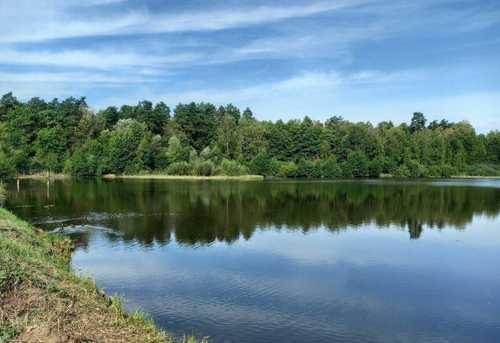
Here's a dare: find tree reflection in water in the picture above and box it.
[7,179,500,248]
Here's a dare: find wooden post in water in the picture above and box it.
[17,178,20,192]
[46,178,50,200]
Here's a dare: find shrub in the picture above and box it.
[220,159,248,176]
[166,161,191,175]
[321,157,342,178]
[394,164,411,178]
[297,160,321,178]
[465,163,500,176]
[249,151,272,176]
[427,165,443,177]
[343,151,369,177]
[406,159,429,178]
[193,160,215,176]
[154,147,170,170]
[200,147,212,161]
[368,158,383,178]
[268,159,281,177]
[65,140,104,177]
[278,161,298,178]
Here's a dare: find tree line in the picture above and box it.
[0,92,499,180]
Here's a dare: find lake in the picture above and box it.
[5,179,500,343]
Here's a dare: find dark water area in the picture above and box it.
[6,179,500,343]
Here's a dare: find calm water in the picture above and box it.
[6,179,500,343]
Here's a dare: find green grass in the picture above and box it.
[0,208,207,342]
[0,323,18,343]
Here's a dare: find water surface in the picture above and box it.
[6,179,500,342]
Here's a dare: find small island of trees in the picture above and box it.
[0,92,499,180]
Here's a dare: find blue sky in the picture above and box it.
[0,0,499,131]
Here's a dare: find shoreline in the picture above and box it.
[0,208,204,343]
[16,173,70,180]
[14,173,500,181]
[101,174,264,181]
[450,175,500,179]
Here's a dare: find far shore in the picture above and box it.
[17,173,70,180]
[101,174,265,181]
[12,173,500,181]
[450,175,500,179]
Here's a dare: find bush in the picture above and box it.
[426,165,442,177]
[394,164,411,178]
[368,158,383,178]
[154,147,170,170]
[200,147,213,161]
[406,159,429,178]
[343,151,369,177]
[297,160,321,178]
[65,140,104,177]
[249,151,272,176]
[220,159,249,176]
[465,163,500,176]
[166,161,191,175]
[193,160,215,176]
[278,161,298,178]
[65,151,93,176]
[268,159,281,177]
[321,157,342,178]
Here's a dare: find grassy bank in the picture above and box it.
[0,207,204,343]
[451,175,500,179]
[16,173,70,180]
[102,174,264,181]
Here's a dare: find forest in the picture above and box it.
[0,92,499,180]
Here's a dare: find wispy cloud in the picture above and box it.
[136,69,425,117]
[0,71,157,84]
[0,1,366,43]
[0,48,199,70]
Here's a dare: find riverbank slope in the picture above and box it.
[0,208,200,342]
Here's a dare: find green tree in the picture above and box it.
[166,135,187,164]
[216,114,240,159]
[410,112,426,133]
[33,126,67,173]
[343,150,369,177]
[250,151,272,176]
[174,102,216,151]
[242,107,254,120]
[99,106,120,129]
[486,131,500,163]
[321,157,342,178]
[106,119,147,173]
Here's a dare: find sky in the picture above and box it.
[0,0,499,131]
